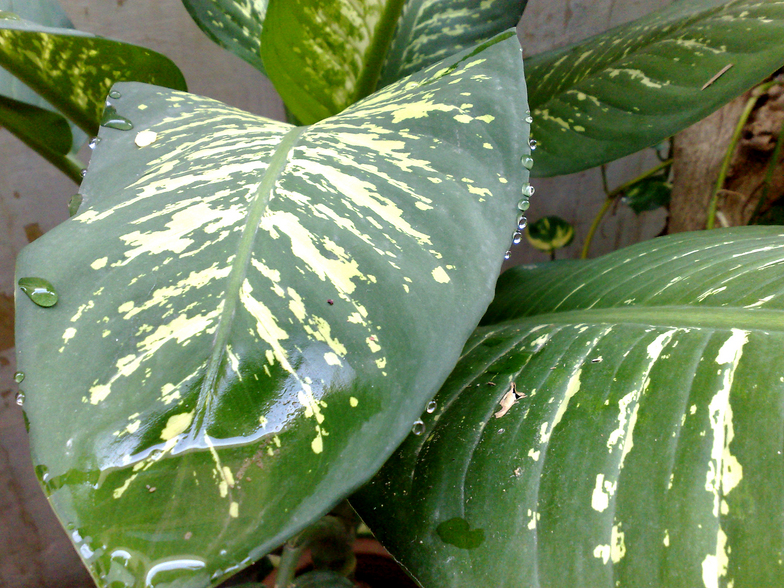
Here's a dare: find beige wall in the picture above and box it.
[0,1,672,586]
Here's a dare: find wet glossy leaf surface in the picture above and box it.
[259,0,527,123]
[525,0,784,177]
[354,227,784,588]
[15,36,528,588]
[0,12,186,136]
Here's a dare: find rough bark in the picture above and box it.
[669,80,784,233]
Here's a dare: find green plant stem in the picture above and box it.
[274,542,305,588]
[581,158,673,259]
[707,80,779,229]
[749,112,784,224]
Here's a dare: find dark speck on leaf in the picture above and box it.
[327,299,334,305]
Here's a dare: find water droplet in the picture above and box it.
[80,168,87,178]
[522,184,535,197]
[525,115,533,124]
[411,420,425,436]
[529,139,538,150]
[426,400,437,414]
[517,199,530,212]
[498,428,505,434]
[15,392,25,406]
[14,371,24,383]
[109,90,121,99]
[521,156,534,170]
[504,250,511,260]
[68,193,83,217]
[517,216,528,231]
[512,232,523,245]
[591,357,603,364]
[100,106,133,131]
[18,277,58,307]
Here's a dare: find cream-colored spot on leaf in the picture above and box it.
[91,257,108,270]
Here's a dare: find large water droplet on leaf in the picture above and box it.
[518,216,528,231]
[109,90,122,99]
[512,231,523,245]
[411,420,425,436]
[15,392,25,406]
[517,198,530,212]
[101,106,133,131]
[529,139,537,150]
[18,277,58,307]
[521,156,534,170]
[522,184,535,197]
[14,371,24,383]
[426,400,437,414]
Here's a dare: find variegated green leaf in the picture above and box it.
[354,226,784,588]
[256,0,527,123]
[378,0,527,88]
[181,0,268,75]
[525,0,784,177]
[0,0,85,181]
[0,13,187,138]
[15,35,529,588]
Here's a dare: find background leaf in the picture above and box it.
[524,215,574,253]
[354,226,784,588]
[622,176,671,214]
[0,13,187,138]
[181,0,269,75]
[525,0,784,177]
[15,36,529,588]
[0,0,84,181]
[257,0,527,124]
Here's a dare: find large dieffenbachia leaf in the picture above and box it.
[184,0,527,124]
[0,9,186,156]
[15,34,529,588]
[354,227,784,588]
[525,0,784,177]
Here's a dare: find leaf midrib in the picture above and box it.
[191,125,306,435]
[495,305,784,333]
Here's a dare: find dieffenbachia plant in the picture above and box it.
[182,0,529,123]
[0,0,186,182]
[355,226,784,588]
[11,0,784,587]
[15,34,529,588]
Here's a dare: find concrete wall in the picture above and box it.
[0,1,671,586]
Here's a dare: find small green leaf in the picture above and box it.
[354,226,784,588]
[622,176,671,214]
[16,35,529,588]
[525,215,574,252]
[526,0,784,177]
